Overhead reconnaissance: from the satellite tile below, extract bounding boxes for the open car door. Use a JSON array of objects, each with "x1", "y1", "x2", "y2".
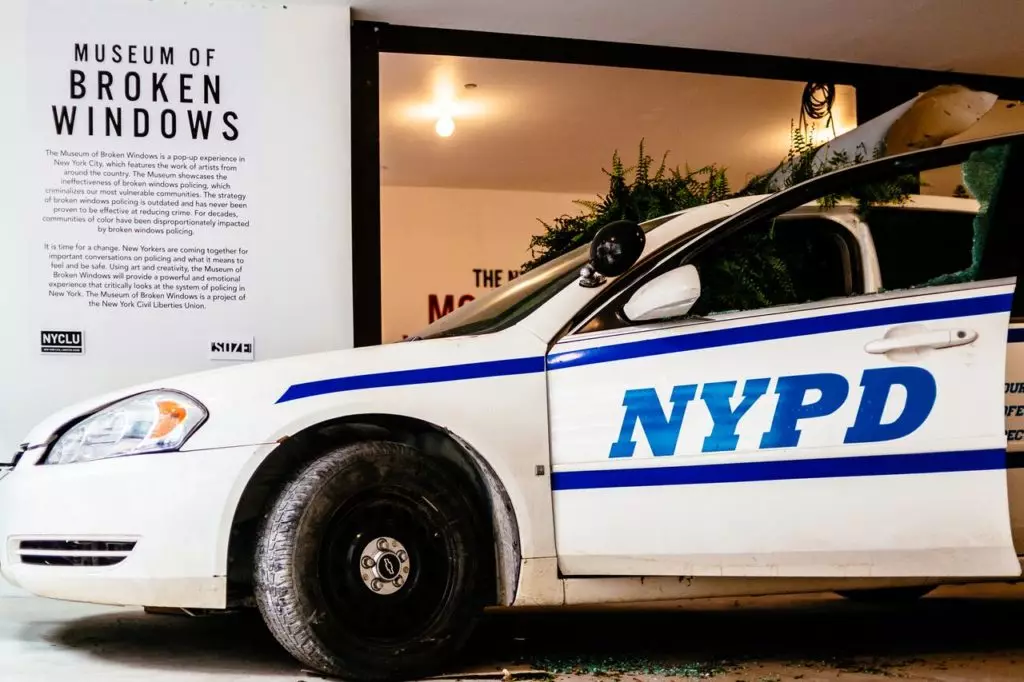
[{"x1": 547, "y1": 132, "x2": 1024, "y2": 578}]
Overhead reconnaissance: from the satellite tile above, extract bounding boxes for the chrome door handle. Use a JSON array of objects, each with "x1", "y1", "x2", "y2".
[{"x1": 865, "y1": 328, "x2": 977, "y2": 354}]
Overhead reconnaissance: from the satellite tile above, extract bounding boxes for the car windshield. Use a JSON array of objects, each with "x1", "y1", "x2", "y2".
[
  {"x1": 410, "y1": 213, "x2": 683, "y2": 341},
  {"x1": 408, "y1": 243, "x2": 591, "y2": 341}
]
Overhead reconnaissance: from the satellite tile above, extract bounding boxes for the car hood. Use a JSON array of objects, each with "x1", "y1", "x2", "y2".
[{"x1": 20, "y1": 330, "x2": 541, "y2": 449}]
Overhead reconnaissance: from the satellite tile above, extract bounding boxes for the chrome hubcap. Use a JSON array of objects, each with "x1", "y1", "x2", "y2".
[{"x1": 358, "y1": 536, "x2": 411, "y2": 595}]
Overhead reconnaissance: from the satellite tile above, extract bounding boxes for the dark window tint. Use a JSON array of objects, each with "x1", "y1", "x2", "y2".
[
  {"x1": 689, "y1": 217, "x2": 855, "y2": 317},
  {"x1": 866, "y1": 208, "x2": 976, "y2": 291}
]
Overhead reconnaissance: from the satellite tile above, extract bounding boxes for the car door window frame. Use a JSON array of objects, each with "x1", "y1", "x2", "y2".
[
  {"x1": 559, "y1": 132, "x2": 1024, "y2": 341},
  {"x1": 575, "y1": 210, "x2": 865, "y2": 335}
]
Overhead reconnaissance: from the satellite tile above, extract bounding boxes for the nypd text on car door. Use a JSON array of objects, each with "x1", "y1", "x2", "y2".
[{"x1": 545, "y1": 138, "x2": 1022, "y2": 579}]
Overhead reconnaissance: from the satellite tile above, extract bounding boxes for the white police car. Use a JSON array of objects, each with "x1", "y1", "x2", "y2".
[{"x1": 3, "y1": 131, "x2": 1024, "y2": 680}]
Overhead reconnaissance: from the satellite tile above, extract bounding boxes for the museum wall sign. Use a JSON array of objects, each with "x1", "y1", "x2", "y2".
[{"x1": 0, "y1": 0, "x2": 354, "y2": 455}]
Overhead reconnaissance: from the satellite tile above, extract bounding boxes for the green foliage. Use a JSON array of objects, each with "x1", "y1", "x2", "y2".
[
  {"x1": 739, "y1": 123, "x2": 914, "y2": 219},
  {"x1": 522, "y1": 123, "x2": 917, "y2": 274},
  {"x1": 737, "y1": 123, "x2": 823, "y2": 195},
  {"x1": 522, "y1": 140, "x2": 731, "y2": 272},
  {"x1": 690, "y1": 227, "x2": 797, "y2": 314},
  {"x1": 924, "y1": 143, "x2": 1012, "y2": 287}
]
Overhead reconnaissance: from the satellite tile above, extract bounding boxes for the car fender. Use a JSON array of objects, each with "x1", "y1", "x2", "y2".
[{"x1": 165, "y1": 329, "x2": 557, "y2": 604}]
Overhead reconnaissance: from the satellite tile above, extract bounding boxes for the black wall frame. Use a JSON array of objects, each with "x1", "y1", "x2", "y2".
[{"x1": 351, "y1": 20, "x2": 1024, "y2": 347}]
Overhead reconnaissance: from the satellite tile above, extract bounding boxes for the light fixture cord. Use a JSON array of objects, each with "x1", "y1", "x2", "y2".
[{"x1": 800, "y1": 82, "x2": 836, "y2": 138}]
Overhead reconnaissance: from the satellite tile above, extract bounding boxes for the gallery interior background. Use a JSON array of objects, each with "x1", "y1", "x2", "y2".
[
  {"x1": 377, "y1": 56, "x2": 861, "y2": 342},
  {"x1": 356, "y1": 20, "x2": 1024, "y2": 347}
]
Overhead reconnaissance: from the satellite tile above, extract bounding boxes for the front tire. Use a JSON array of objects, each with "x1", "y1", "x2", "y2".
[{"x1": 254, "y1": 441, "x2": 489, "y2": 681}]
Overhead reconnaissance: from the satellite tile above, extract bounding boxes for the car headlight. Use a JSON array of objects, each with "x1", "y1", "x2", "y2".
[{"x1": 45, "y1": 390, "x2": 208, "y2": 465}]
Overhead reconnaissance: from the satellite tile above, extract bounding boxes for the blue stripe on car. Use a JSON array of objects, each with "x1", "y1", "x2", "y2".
[
  {"x1": 277, "y1": 292, "x2": 1012, "y2": 402},
  {"x1": 551, "y1": 448, "x2": 1009, "y2": 491},
  {"x1": 276, "y1": 356, "x2": 545, "y2": 403}
]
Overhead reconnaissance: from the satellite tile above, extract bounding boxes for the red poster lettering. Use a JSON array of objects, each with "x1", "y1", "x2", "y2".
[{"x1": 427, "y1": 294, "x2": 476, "y2": 323}]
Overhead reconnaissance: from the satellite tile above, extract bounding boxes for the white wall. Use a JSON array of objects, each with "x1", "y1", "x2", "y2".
[
  {"x1": 380, "y1": 185, "x2": 590, "y2": 342},
  {"x1": 0, "y1": 0, "x2": 353, "y2": 452},
  {"x1": 0, "y1": 0, "x2": 353, "y2": 594}
]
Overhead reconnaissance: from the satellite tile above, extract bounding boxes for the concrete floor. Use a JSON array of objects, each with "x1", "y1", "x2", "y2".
[{"x1": 6, "y1": 584, "x2": 1024, "y2": 681}]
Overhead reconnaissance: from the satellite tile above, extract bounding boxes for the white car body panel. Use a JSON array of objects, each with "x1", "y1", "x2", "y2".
[
  {"x1": 549, "y1": 279, "x2": 1017, "y2": 577},
  {"x1": 6, "y1": 327, "x2": 565, "y2": 606},
  {"x1": 2, "y1": 445, "x2": 266, "y2": 608},
  {"x1": 3, "y1": 190, "x2": 1024, "y2": 610}
]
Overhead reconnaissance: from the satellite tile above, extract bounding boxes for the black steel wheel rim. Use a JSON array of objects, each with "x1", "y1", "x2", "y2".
[{"x1": 316, "y1": 486, "x2": 458, "y2": 643}]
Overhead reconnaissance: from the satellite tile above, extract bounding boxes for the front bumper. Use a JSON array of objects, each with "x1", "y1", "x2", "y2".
[{"x1": 0, "y1": 444, "x2": 266, "y2": 609}]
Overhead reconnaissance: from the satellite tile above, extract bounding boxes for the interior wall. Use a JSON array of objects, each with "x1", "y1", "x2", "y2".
[
  {"x1": 379, "y1": 53, "x2": 859, "y2": 194},
  {"x1": 380, "y1": 185, "x2": 586, "y2": 342}
]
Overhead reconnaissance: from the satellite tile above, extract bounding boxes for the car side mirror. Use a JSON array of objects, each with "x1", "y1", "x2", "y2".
[
  {"x1": 622, "y1": 264, "x2": 701, "y2": 322},
  {"x1": 580, "y1": 220, "x2": 646, "y2": 287}
]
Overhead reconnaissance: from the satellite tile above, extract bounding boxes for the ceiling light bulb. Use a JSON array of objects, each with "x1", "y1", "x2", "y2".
[{"x1": 435, "y1": 116, "x2": 455, "y2": 137}]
